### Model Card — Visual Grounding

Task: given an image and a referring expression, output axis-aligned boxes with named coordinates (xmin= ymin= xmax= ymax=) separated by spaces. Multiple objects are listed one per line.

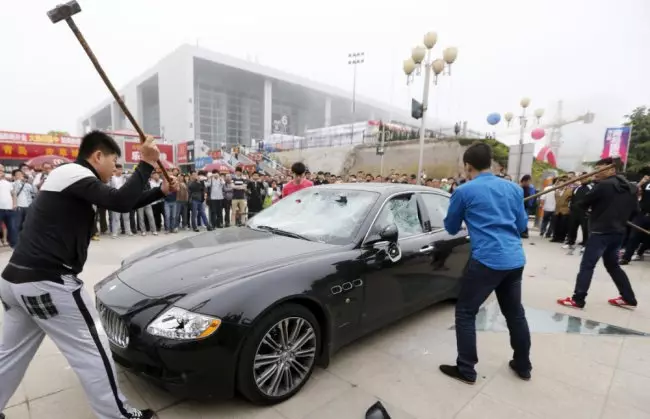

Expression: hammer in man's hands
xmin=47 ymin=1 xmax=172 ymax=183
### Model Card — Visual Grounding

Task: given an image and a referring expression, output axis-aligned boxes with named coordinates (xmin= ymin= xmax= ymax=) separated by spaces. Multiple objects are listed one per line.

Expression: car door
xmin=359 ymin=193 xmax=439 ymax=332
xmin=418 ymin=191 xmax=471 ymax=300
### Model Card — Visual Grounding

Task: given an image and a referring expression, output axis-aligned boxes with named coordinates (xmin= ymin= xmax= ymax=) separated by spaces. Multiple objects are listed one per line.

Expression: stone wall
xmin=351 ymin=140 xmax=468 ymax=178
xmin=271 ymin=145 xmax=355 ymax=175
xmin=271 ymin=139 xmax=471 ymax=178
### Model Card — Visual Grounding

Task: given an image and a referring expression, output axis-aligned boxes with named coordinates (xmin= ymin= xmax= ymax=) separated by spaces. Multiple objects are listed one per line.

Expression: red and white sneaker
xmin=556 ymin=297 xmax=584 ymax=309
xmin=607 ymin=297 xmax=637 ymax=309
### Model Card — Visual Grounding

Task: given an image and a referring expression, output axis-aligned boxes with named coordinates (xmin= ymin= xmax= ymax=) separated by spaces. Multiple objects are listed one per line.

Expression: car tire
xmin=236 ymin=303 xmax=321 ymax=405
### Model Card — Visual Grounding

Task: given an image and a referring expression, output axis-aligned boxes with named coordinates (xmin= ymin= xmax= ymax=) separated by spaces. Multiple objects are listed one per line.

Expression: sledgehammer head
xmin=47 ymin=1 xmax=82 ymax=23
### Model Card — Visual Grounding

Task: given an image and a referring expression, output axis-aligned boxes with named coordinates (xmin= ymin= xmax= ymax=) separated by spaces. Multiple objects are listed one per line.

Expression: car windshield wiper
xmin=254 ymin=225 xmax=312 ymax=241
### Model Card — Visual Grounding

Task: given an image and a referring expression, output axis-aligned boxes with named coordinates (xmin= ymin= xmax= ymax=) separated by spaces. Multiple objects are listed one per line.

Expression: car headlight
xmin=146 ymin=307 xmax=222 ymax=340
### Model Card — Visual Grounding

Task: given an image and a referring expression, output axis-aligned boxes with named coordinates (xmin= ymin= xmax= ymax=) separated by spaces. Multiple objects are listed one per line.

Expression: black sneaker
xmin=619 ymin=259 xmax=630 ymax=265
xmin=1 ymin=412 xmax=5 ymax=419
xmin=439 ymin=364 xmax=476 ymax=385
xmin=509 ymin=360 xmax=531 ymax=381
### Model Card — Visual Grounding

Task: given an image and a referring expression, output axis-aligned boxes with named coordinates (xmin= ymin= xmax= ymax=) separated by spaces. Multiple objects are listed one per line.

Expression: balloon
xmin=486 ymin=113 xmax=501 ymax=126
xmin=531 ymin=128 xmax=545 ymax=140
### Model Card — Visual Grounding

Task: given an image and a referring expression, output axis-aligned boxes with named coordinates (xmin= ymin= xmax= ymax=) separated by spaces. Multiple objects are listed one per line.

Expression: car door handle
xmin=420 ymin=245 xmax=434 ymax=253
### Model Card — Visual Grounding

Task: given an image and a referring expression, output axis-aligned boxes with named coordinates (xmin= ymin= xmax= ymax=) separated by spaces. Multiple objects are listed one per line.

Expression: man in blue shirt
xmin=439 ymin=143 xmax=532 ymax=384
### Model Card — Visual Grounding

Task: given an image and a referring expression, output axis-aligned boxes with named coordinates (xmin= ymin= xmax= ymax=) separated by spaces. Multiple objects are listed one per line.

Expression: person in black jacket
xmin=557 ymin=158 xmax=638 ymax=309
xmin=565 ymin=175 xmax=593 ymax=249
xmin=0 ymin=131 xmax=175 ymax=419
xmin=188 ymin=171 xmax=211 ymax=232
xmin=621 ymin=175 xmax=650 ymax=264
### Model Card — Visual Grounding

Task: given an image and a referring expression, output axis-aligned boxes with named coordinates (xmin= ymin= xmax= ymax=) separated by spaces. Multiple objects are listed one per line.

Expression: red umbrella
xmin=203 ymin=160 xmax=234 ymax=173
xmin=26 ymin=155 xmax=72 ymax=169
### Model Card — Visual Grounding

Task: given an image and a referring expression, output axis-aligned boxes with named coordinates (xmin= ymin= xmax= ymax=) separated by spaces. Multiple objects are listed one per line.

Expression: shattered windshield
xmin=248 ymin=188 xmax=379 ymax=245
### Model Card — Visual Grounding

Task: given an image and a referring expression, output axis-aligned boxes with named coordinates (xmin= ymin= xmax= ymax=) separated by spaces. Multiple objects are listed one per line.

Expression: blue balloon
xmin=487 ymin=113 xmax=501 ymax=126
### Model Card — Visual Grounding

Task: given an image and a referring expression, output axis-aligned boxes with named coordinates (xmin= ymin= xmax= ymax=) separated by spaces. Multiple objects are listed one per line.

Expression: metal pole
xmin=351 ymin=62 xmax=357 ymax=143
xmin=380 ymin=123 xmax=386 ymax=176
xmin=516 ymin=108 xmax=527 ymax=182
xmin=416 ymin=51 xmax=432 ymax=185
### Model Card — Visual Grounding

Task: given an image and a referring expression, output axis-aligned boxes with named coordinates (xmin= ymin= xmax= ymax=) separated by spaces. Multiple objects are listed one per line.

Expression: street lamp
xmin=504 ymin=98 xmax=544 ymax=182
xmin=348 ymin=52 xmax=365 ymax=142
xmin=403 ymin=32 xmax=458 ymax=185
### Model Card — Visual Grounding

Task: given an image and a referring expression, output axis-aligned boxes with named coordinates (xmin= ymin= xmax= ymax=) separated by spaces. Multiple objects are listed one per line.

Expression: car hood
xmin=115 ymin=228 xmax=335 ymax=298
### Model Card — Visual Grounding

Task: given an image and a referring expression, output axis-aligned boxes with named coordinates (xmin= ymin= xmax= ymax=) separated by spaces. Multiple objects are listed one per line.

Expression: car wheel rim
xmin=253 ymin=316 xmax=317 ymax=398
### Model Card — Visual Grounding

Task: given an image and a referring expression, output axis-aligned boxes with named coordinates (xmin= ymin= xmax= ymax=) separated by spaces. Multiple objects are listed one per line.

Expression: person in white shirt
xmin=12 ymin=169 xmax=35 ymax=232
xmin=149 ymin=172 xmax=164 ymax=231
xmin=0 ymin=165 xmax=17 ymax=247
xmin=109 ymin=164 xmax=133 ymax=238
xmin=136 ymin=173 xmax=158 ymax=236
xmin=33 ymin=162 xmax=53 ymax=194
xmin=539 ymin=178 xmax=557 ymax=238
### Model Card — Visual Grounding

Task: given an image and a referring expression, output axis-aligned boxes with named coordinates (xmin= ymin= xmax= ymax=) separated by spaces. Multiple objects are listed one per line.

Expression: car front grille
xmin=97 ymin=300 xmax=130 ymax=349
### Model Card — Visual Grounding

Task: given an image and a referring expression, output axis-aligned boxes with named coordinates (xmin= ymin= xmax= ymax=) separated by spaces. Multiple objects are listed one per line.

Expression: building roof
xmin=79 ymin=44 xmax=442 ymax=128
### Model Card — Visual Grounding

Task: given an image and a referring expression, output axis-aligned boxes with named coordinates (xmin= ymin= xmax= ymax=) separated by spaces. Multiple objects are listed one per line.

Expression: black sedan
xmin=94 ymin=183 xmax=470 ymax=405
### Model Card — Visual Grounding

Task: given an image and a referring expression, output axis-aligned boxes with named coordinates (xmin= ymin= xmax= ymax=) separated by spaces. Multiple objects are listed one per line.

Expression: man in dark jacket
xmin=621 ymin=175 xmax=650 ymax=264
xmin=557 ymin=158 xmax=638 ymax=309
xmin=520 ymin=174 xmax=536 ymax=238
xmin=0 ymin=132 xmax=172 ymax=419
xmin=565 ymin=175 xmax=593 ymax=249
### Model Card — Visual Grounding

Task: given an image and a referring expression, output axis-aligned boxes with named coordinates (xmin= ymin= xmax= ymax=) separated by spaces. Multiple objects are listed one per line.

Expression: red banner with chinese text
xmin=0 ymin=143 xmax=79 ymax=160
xmin=0 ymin=131 xmax=81 ymax=146
xmin=176 ymin=142 xmax=188 ymax=164
xmin=123 ymin=141 xmax=173 ymax=164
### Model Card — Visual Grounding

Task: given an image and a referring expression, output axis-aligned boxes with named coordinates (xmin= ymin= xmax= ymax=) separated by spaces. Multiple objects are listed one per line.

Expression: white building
xmin=78 ymin=44 xmax=441 ymax=150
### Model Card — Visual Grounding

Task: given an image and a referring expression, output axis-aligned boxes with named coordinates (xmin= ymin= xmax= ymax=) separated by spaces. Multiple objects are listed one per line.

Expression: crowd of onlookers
xmin=530 ymin=170 xmax=650 ymax=264
xmin=5 ymin=155 xmax=648 ymax=267
xmin=0 ymin=162 xmax=54 ymax=248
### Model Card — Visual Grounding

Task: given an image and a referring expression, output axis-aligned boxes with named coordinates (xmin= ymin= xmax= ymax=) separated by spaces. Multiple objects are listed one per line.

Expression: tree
xmin=624 ymin=106 xmax=650 ymax=173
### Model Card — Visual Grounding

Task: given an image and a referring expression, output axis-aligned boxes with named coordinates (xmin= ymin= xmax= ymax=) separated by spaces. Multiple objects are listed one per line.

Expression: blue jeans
xmin=176 ymin=201 xmax=188 ymax=228
xmin=0 ymin=209 xmax=17 ymax=248
xmin=191 ymin=200 xmax=209 ymax=230
xmin=573 ymin=233 xmax=636 ymax=305
xmin=455 ymin=259 xmax=531 ymax=380
xmin=164 ymin=201 xmax=177 ymax=231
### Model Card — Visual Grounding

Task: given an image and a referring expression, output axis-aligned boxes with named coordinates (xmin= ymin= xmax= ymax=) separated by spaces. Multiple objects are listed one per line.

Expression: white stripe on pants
xmin=137 ymin=205 xmax=156 ymax=233
xmin=0 ymin=276 xmax=140 ymax=418
xmin=111 ymin=212 xmax=131 ymax=235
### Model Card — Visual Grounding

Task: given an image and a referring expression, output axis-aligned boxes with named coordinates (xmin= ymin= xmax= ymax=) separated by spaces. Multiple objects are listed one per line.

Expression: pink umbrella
xmin=203 ymin=160 xmax=234 ymax=173
xmin=26 ymin=155 xmax=71 ymax=170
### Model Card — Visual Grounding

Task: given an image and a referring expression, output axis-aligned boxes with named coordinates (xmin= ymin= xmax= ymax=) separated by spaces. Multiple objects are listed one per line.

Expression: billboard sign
xmin=601 ymin=126 xmax=631 ymax=163
xmin=123 ymin=141 xmax=173 ymax=164
xmin=0 ymin=143 xmax=79 ymax=160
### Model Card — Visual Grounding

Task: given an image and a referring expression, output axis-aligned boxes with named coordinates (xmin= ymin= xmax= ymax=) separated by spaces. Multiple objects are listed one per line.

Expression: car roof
xmin=312 ymin=183 xmax=450 ymax=196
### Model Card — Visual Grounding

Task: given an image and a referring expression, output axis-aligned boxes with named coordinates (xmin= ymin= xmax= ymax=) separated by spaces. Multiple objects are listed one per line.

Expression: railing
xmin=263 ymin=132 xmax=378 ymax=152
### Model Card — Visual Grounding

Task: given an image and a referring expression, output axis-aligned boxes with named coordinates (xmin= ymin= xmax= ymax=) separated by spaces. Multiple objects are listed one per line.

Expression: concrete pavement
xmin=2 ymin=231 xmax=650 ymax=418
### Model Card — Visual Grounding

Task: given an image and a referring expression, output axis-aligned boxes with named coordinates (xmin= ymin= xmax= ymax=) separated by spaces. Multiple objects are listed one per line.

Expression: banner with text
xmin=0 ymin=131 xmax=81 ymax=146
xmin=0 ymin=143 xmax=79 ymax=160
xmin=601 ymin=126 xmax=631 ymax=163
xmin=123 ymin=141 xmax=173 ymax=164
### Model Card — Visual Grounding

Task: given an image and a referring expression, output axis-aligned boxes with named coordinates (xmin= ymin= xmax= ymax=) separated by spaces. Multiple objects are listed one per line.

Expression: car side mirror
xmin=379 ymin=224 xmax=399 ymax=243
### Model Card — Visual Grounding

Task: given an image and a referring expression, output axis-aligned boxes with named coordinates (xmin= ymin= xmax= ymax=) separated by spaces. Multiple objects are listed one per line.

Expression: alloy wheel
xmin=252 ymin=316 xmax=317 ymax=398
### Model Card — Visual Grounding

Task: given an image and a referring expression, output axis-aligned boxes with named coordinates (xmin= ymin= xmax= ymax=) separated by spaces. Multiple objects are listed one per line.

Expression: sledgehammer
xmin=47 ymin=1 xmax=172 ymax=183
